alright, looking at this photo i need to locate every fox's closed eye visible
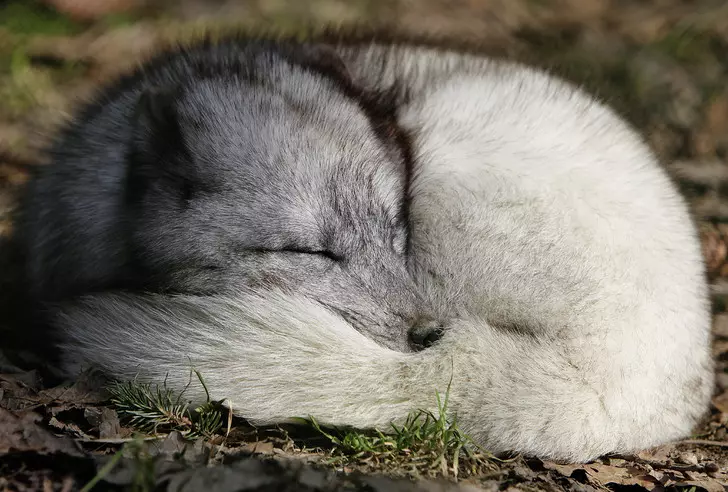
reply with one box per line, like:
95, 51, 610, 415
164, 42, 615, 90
252, 247, 343, 262
283, 248, 343, 262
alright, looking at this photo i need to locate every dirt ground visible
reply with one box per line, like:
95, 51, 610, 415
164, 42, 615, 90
3, 0, 728, 490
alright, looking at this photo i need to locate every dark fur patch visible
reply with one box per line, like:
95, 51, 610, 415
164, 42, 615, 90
14, 33, 420, 303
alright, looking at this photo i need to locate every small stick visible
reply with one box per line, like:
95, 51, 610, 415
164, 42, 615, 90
678, 439, 728, 448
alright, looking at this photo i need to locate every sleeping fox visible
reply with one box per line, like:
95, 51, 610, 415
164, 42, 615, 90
11, 34, 713, 462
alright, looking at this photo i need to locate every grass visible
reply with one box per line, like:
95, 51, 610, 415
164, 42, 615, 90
653, 25, 720, 66
85, 369, 228, 491
81, 435, 158, 492
106, 372, 499, 481
304, 388, 500, 480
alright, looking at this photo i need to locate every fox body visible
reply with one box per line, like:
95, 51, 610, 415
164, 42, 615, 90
13, 36, 713, 462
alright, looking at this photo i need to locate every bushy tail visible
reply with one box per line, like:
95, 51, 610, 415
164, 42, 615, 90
55, 288, 712, 462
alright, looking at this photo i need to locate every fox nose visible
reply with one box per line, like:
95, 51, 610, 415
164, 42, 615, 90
408, 317, 444, 350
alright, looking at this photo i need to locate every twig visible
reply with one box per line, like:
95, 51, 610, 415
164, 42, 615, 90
76, 436, 164, 444
226, 402, 233, 438
679, 439, 728, 448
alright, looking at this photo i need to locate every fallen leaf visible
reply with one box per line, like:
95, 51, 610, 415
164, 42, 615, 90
712, 391, 728, 414
240, 441, 275, 455
38, 381, 107, 407
160, 430, 188, 456
0, 407, 81, 455
0, 373, 42, 412
636, 443, 676, 464
47, 416, 94, 440
715, 314, 728, 338
98, 408, 122, 439
543, 461, 662, 489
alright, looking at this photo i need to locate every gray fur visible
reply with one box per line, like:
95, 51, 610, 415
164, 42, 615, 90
16, 40, 433, 352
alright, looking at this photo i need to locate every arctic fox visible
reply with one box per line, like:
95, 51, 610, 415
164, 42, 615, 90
14, 36, 713, 462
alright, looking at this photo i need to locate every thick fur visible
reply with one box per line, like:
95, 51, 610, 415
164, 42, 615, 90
22, 38, 714, 462
15, 40, 436, 352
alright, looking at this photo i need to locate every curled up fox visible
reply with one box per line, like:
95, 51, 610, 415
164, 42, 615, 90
8, 32, 714, 462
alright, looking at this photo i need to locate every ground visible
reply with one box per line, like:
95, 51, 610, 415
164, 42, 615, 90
2, 0, 728, 490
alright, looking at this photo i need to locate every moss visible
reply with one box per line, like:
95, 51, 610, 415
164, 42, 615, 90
98, 12, 141, 29
0, 22, 86, 121
0, 29, 21, 75
0, 1, 83, 37
652, 26, 720, 66
0, 48, 40, 117
0, 46, 75, 121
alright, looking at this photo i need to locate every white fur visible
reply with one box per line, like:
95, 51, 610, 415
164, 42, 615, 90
57, 47, 713, 462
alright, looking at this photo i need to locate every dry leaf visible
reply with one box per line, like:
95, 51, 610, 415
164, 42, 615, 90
241, 441, 275, 455
712, 391, 728, 414
0, 407, 81, 455
543, 461, 661, 489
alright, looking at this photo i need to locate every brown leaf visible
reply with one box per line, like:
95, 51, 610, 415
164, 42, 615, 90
712, 340, 728, 359
160, 430, 188, 456
47, 415, 94, 440
542, 461, 661, 489
541, 461, 581, 477
636, 443, 676, 464
0, 373, 42, 412
0, 407, 81, 455
240, 441, 275, 455
85, 407, 122, 439
712, 391, 728, 414
659, 469, 728, 492
37, 371, 108, 407
702, 224, 728, 276
714, 314, 728, 338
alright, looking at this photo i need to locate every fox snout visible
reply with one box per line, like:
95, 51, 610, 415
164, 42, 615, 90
408, 317, 444, 350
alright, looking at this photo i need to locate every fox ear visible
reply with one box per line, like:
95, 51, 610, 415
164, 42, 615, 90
132, 87, 181, 149
126, 87, 189, 202
302, 44, 351, 83
128, 87, 185, 170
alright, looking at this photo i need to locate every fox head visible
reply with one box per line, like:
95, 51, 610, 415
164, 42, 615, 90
18, 40, 441, 352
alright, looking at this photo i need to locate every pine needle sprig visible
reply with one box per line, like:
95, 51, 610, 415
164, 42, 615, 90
107, 371, 224, 438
